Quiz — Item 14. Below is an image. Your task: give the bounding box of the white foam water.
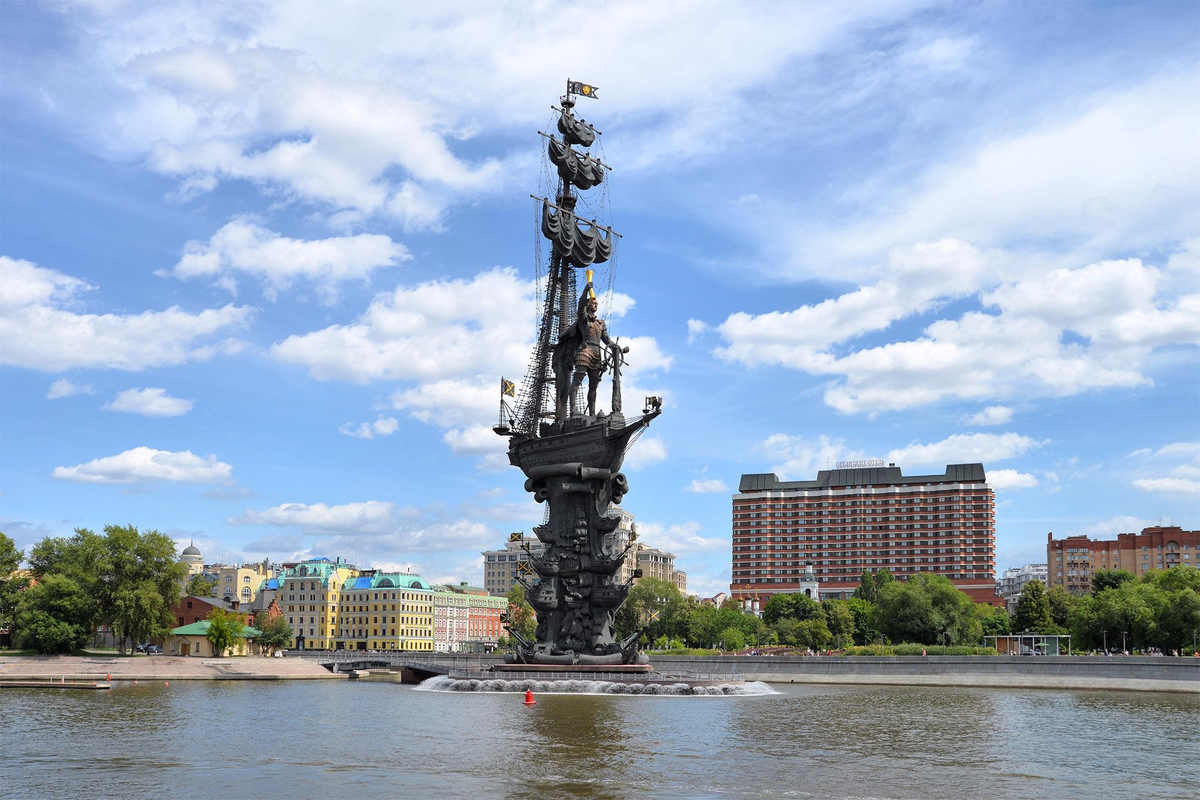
[414,674,776,696]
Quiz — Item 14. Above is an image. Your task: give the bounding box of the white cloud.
[634,521,727,554]
[760,433,864,480]
[1081,515,1155,537]
[686,318,710,344]
[888,432,1047,469]
[339,416,399,439]
[272,267,534,383]
[684,478,729,494]
[0,256,252,372]
[986,469,1039,490]
[966,405,1014,426]
[229,500,496,553]
[1132,478,1200,496]
[47,378,96,399]
[168,220,409,302]
[623,437,667,471]
[52,446,234,484]
[104,387,194,417]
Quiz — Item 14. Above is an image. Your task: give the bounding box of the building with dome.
[179,541,204,575]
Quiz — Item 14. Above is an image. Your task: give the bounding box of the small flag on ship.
[569,80,599,99]
[509,532,523,542]
[501,377,516,397]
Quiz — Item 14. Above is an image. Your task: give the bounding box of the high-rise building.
[732,462,997,603]
[482,533,546,596]
[996,563,1049,612]
[1047,526,1198,594]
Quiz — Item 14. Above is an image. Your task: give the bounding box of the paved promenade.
[0,654,344,681]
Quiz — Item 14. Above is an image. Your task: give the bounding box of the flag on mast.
[501,377,516,397]
[568,80,599,99]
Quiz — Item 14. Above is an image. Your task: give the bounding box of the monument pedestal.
[491,662,653,674]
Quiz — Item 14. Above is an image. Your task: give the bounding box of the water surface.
[2,680,1195,798]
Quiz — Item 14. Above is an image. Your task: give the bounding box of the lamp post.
[1103,630,1107,654]
[1122,630,1127,656]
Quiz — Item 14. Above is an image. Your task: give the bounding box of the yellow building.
[277,557,359,650]
[217,560,276,604]
[179,541,204,576]
[337,573,435,652]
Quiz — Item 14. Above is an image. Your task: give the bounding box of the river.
[1,679,1196,798]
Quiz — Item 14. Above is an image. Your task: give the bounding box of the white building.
[996,563,1049,612]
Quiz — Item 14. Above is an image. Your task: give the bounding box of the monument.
[494,80,661,670]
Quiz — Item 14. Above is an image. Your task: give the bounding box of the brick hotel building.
[732,462,997,603]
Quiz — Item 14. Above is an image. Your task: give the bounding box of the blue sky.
[1,1,1197,597]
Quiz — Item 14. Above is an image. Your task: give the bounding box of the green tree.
[876,574,980,645]
[255,613,293,654]
[505,585,537,644]
[853,568,894,603]
[13,575,93,654]
[1091,569,1135,595]
[206,607,247,656]
[1012,580,1053,633]
[761,593,820,625]
[717,626,745,651]
[186,574,215,597]
[797,617,833,651]
[843,597,877,645]
[0,532,28,636]
[1046,584,1075,628]
[615,577,684,641]
[976,604,1011,638]
[821,600,856,649]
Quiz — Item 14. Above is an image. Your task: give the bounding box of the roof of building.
[739,463,987,493]
[182,543,202,556]
[344,573,433,591]
[170,621,261,637]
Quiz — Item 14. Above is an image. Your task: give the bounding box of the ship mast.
[506,79,614,438]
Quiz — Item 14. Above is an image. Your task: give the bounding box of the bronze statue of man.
[565,284,626,417]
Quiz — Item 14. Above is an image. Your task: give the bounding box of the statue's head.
[586,296,599,315]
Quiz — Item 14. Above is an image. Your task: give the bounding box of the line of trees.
[1012,568,1200,653]
[1,527,186,654]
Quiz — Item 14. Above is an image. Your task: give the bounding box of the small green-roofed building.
[167,620,262,658]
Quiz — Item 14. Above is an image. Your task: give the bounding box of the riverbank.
[0,654,344,682]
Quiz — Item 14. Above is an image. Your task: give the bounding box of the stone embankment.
[649,654,1200,694]
[0,654,344,682]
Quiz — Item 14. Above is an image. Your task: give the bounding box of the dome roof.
[182,544,202,556]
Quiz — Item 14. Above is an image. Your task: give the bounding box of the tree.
[615,577,684,641]
[875,573,981,645]
[0,532,27,636]
[976,604,1011,638]
[1046,584,1075,628]
[854,568,894,603]
[505,585,537,644]
[1091,569,1135,595]
[1012,580,1053,633]
[761,593,820,625]
[821,600,856,648]
[206,608,247,656]
[255,613,293,654]
[717,626,745,651]
[186,574,215,597]
[843,597,878,645]
[13,575,93,654]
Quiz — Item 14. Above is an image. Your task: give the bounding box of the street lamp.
[1103,630,1107,654]
[1122,630,1127,655]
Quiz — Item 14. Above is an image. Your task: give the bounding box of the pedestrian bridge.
[286,651,497,678]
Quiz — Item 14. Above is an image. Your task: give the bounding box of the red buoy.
[523,690,537,706]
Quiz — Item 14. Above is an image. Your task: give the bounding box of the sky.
[1,0,1197,598]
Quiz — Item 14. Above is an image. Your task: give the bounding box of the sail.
[557,109,596,148]
[548,136,604,190]
[541,200,612,268]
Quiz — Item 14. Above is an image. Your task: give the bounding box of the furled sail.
[541,200,612,268]
[548,136,604,190]
[557,109,596,148]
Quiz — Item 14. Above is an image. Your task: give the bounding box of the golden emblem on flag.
[509,532,523,542]
[501,377,516,397]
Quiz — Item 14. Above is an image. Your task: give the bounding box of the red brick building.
[1047,526,1199,594]
[732,462,997,604]
[169,595,253,628]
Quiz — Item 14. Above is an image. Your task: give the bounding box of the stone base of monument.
[491,662,653,674]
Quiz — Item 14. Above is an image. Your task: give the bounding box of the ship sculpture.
[495,80,661,667]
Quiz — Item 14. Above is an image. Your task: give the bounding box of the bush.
[842,643,999,656]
